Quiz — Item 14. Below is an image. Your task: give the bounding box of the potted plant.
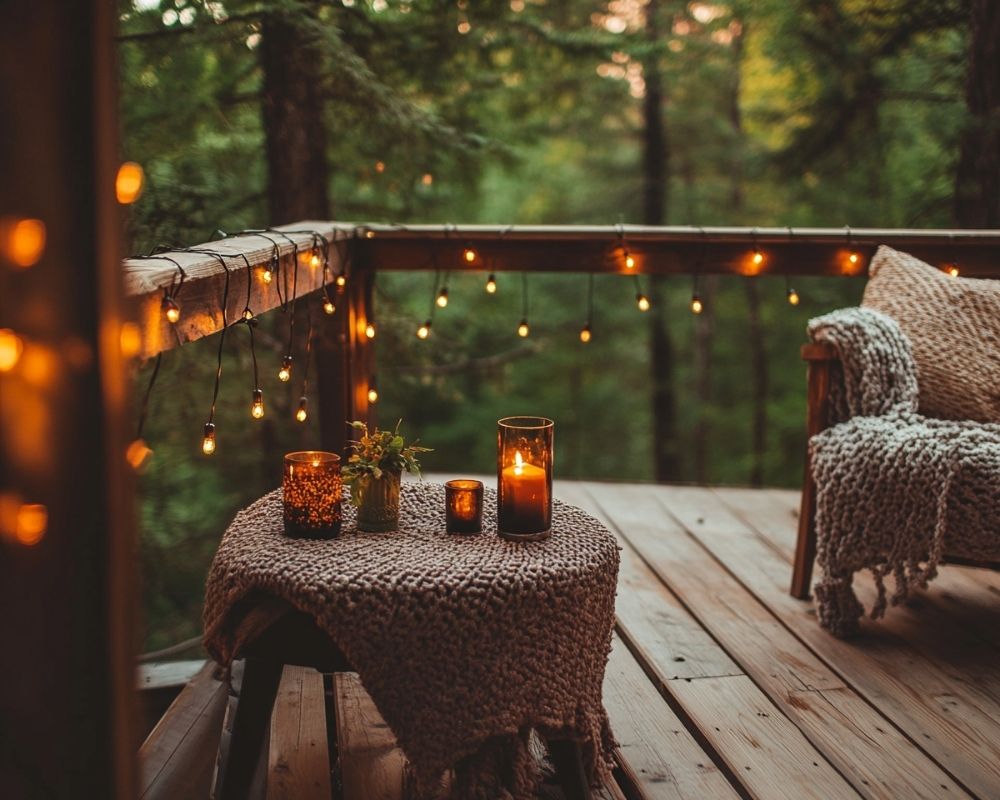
[342,420,431,532]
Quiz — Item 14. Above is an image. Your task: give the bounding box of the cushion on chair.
[861,245,1000,423]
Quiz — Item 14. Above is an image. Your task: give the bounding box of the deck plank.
[585,482,972,800]
[267,666,332,800]
[604,635,740,799]
[660,484,998,799]
[139,661,228,800]
[334,672,407,800]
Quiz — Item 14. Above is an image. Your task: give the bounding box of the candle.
[283,451,342,539]
[445,479,484,534]
[497,417,554,539]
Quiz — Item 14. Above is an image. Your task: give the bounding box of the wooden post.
[0,1,136,796]
[790,342,837,599]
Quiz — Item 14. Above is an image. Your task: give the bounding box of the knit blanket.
[808,308,1000,637]
[203,482,619,799]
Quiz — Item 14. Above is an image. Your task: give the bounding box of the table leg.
[549,739,592,800]
[214,658,284,800]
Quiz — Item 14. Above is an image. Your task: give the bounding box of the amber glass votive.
[445,479,484,534]
[283,451,342,539]
[497,416,554,540]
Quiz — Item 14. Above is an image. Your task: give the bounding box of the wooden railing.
[123,222,1000,453]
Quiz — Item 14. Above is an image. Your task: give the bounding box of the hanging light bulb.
[251,388,265,419]
[624,251,635,270]
[365,322,376,339]
[295,396,308,423]
[336,274,347,288]
[436,287,449,308]
[126,438,154,472]
[0,328,24,372]
[202,422,217,455]
[416,320,431,339]
[278,355,292,382]
[242,308,254,322]
[946,262,960,278]
[367,381,379,404]
[579,323,592,343]
[463,246,476,264]
[690,294,704,314]
[261,262,274,284]
[636,293,651,312]
[848,251,860,266]
[322,296,336,315]
[517,319,529,337]
[485,274,497,294]
[752,248,764,267]
[787,287,800,306]
[309,252,321,269]
[162,295,181,324]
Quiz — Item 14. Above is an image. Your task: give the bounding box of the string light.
[242,308,254,322]
[580,273,594,343]
[322,295,336,315]
[0,328,24,371]
[365,321,376,339]
[309,252,321,269]
[278,354,292,382]
[849,251,860,266]
[162,294,181,324]
[946,262,960,278]
[690,294,704,314]
[115,162,144,204]
[636,293,650,311]
[786,277,800,306]
[261,263,274,284]
[518,319,530,337]
[436,286,449,308]
[417,320,431,339]
[202,422,217,455]
[296,396,308,422]
[368,377,379,405]
[624,251,635,270]
[1,217,46,268]
[518,272,530,337]
[752,248,764,266]
[485,273,497,294]
[336,274,347,288]
[463,246,477,264]
[579,323,592,343]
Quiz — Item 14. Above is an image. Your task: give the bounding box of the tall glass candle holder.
[497,416,553,540]
[445,479,484,534]
[283,451,342,539]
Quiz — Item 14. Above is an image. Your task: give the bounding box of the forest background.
[117,0,999,649]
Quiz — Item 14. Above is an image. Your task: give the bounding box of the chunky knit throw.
[203,482,620,798]
[808,308,1000,637]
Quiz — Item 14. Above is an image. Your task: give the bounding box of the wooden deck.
[139,481,1000,799]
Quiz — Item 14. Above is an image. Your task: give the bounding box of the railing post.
[315,237,375,455]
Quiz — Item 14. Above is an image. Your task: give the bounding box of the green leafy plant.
[342,420,432,506]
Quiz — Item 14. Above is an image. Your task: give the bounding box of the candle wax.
[500,454,550,534]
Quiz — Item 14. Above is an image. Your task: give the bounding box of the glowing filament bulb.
[513,450,524,475]
[580,323,592,343]
[202,422,217,455]
[251,388,265,419]
[278,355,292,382]
[947,263,960,278]
[242,308,254,322]
[417,320,431,339]
[517,319,529,337]
[162,295,181,324]
[309,253,321,269]
[436,287,449,308]
[787,287,800,306]
[322,297,336,315]
[752,248,764,266]
[624,252,635,270]
[367,385,379,404]
[115,162,144,204]
[848,251,859,265]
[690,294,704,314]
[636,293,650,312]
[336,274,347,288]
[295,396,308,423]
[261,264,274,284]
[463,247,476,264]
[485,274,497,294]
[365,322,376,339]
[0,328,24,372]
[126,439,154,472]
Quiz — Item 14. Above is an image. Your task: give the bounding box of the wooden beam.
[122,222,346,359]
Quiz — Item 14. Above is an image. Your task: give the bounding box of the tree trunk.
[954,0,1000,227]
[260,8,330,224]
[645,0,679,482]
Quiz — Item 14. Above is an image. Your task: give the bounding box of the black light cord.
[136,351,163,440]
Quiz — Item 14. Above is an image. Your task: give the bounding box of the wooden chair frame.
[791,342,1000,599]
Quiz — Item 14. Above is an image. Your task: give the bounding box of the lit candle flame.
[514,450,524,476]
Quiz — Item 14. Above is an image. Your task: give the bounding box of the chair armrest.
[801,341,838,362]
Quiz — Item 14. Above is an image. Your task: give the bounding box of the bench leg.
[214,658,284,800]
[550,740,592,800]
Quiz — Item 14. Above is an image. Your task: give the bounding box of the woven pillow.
[861,245,1000,423]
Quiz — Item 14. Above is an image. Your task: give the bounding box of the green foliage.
[342,420,431,506]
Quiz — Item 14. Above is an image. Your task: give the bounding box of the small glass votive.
[445,479,484,534]
[497,416,554,541]
[283,451,342,539]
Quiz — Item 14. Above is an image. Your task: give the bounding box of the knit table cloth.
[203,481,620,798]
